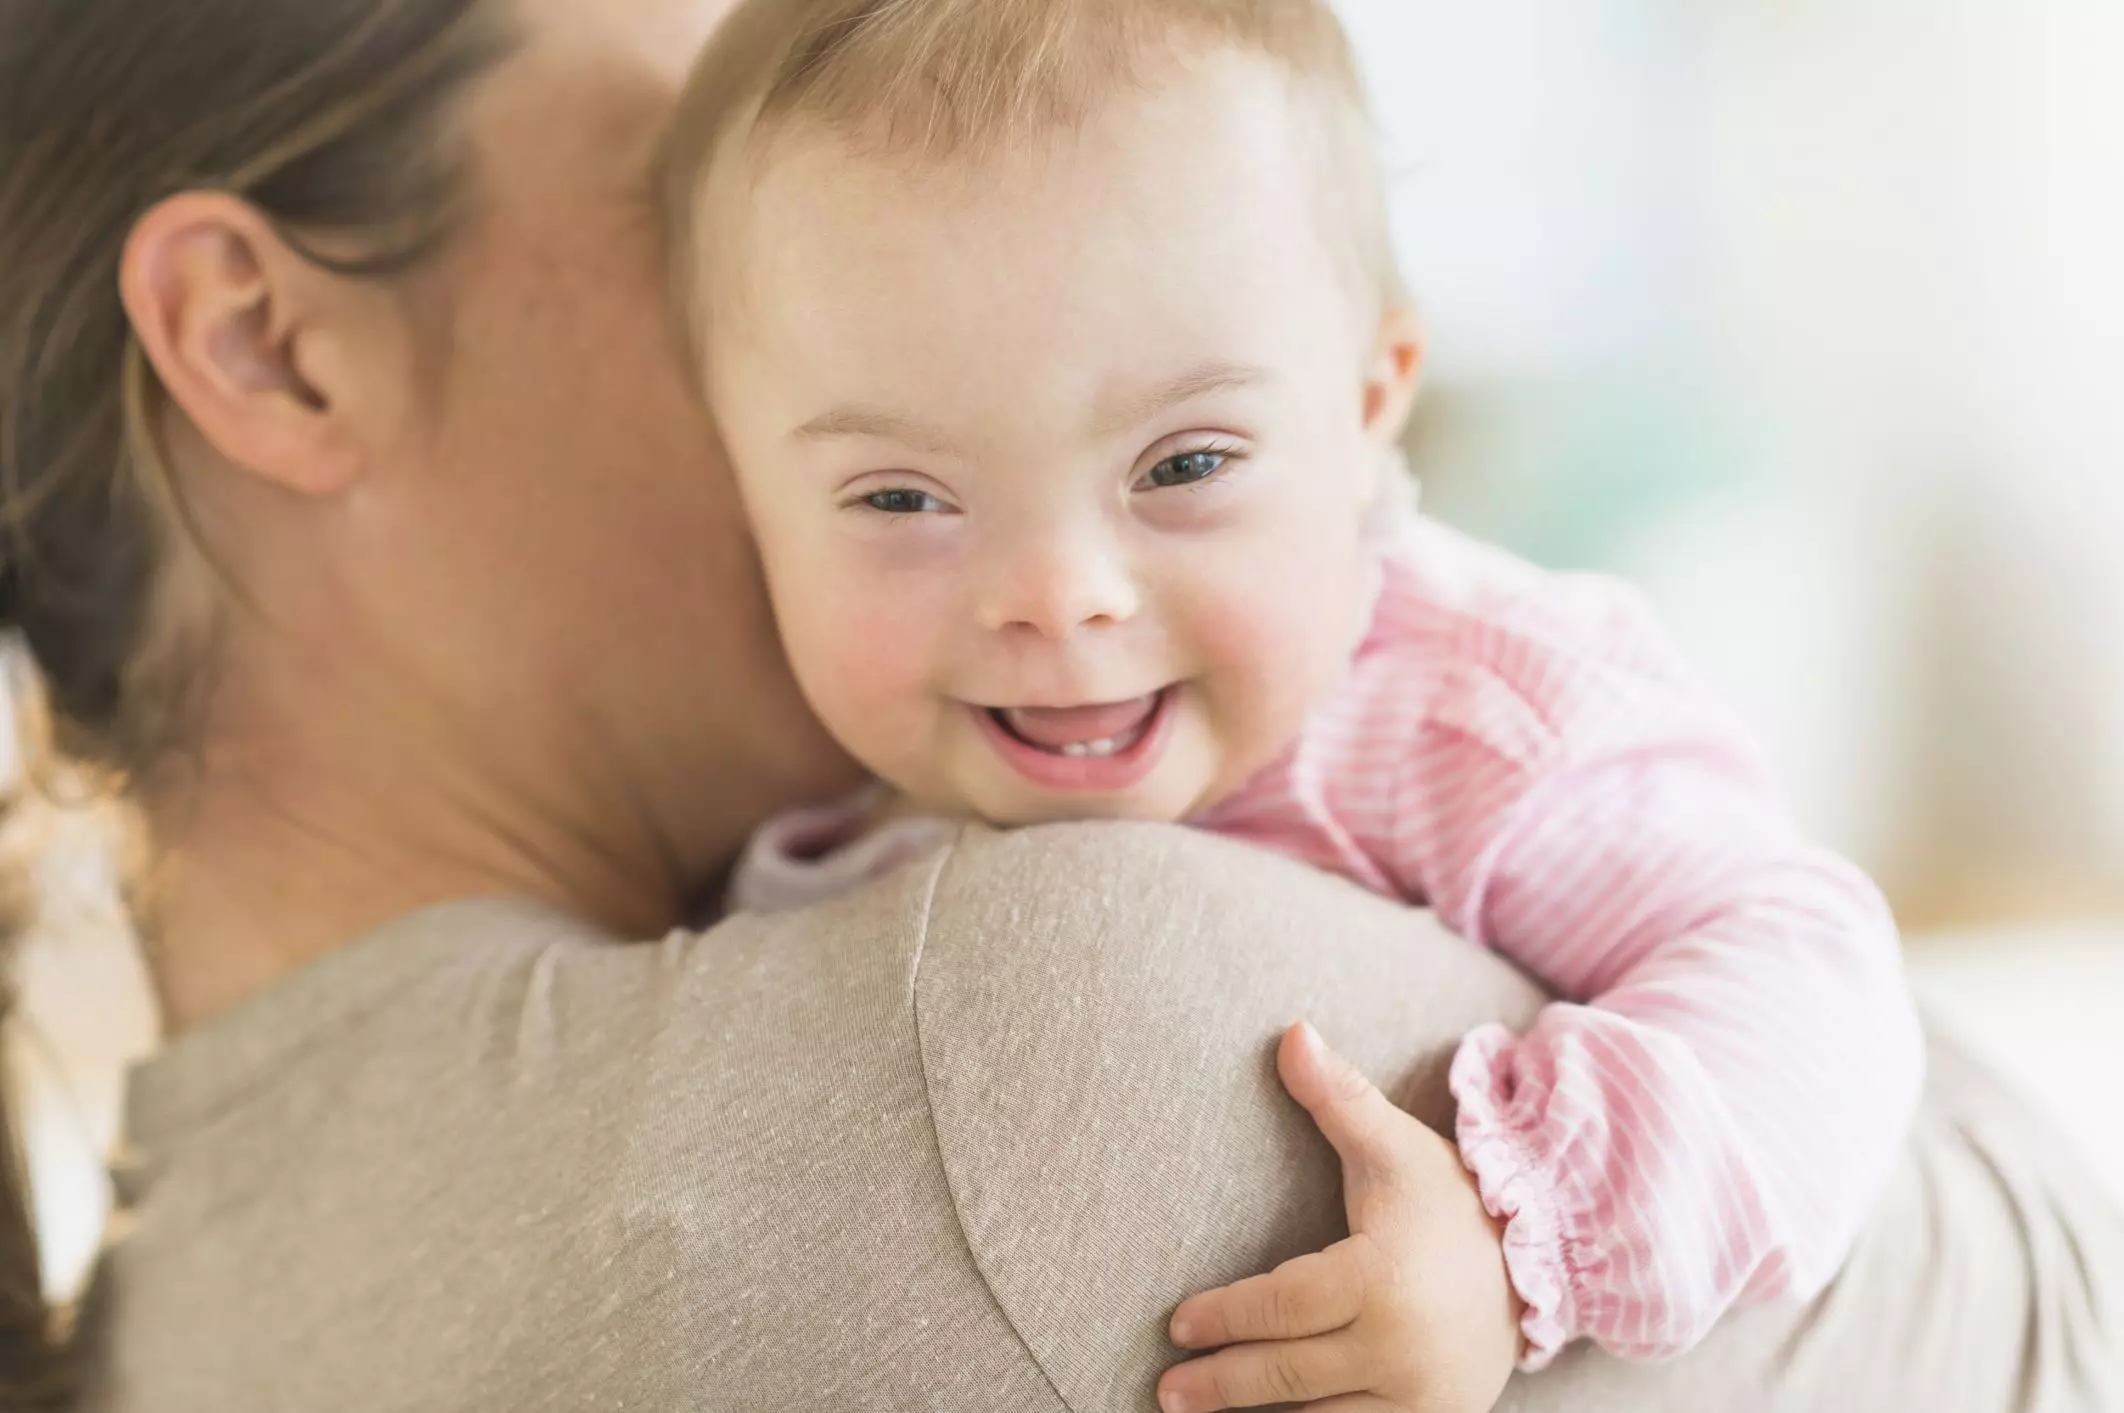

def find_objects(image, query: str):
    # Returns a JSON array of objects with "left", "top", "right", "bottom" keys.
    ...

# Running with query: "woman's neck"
[{"left": 142, "top": 675, "right": 726, "bottom": 1035}]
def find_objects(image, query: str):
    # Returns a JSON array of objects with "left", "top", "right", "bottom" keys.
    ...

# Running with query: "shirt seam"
[{"left": 904, "top": 828, "right": 1078, "bottom": 1412}]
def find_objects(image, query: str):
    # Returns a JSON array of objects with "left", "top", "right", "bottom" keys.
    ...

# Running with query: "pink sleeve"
[
  {"left": 1373, "top": 556, "right": 1924, "bottom": 1368},
  {"left": 726, "top": 794, "right": 958, "bottom": 915}
]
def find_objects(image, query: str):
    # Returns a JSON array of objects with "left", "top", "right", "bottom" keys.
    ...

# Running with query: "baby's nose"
[{"left": 976, "top": 539, "right": 1141, "bottom": 640}]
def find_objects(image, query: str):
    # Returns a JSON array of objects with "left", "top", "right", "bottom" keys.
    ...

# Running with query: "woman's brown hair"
[{"left": 0, "top": 0, "right": 510, "bottom": 1400}]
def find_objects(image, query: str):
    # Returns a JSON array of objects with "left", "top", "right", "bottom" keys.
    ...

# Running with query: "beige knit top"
[{"left": 79, "top": 824, "right": 2124, "bottom": 1411}]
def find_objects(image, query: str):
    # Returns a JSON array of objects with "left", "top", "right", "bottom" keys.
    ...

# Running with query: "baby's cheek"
[
  {"left": 776, "top": 581, "right": 953, "bottom": 780},
  {"left": 1180, "top": 537, "right": 1375, "bottom": 745}
]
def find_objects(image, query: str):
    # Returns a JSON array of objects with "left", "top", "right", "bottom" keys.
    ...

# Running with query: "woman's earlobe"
[{"left": 120, "top": 192, "right": 361, "bottom": 497}]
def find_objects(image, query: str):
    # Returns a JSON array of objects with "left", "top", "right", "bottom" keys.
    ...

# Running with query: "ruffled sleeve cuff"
[{"left": 1450, "top": 1023, "right": 1577, "bottom": 1371}]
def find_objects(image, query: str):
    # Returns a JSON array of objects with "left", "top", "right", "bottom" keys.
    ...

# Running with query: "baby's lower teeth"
[{"left": 1060, "top": 737, "right": 1121, "bottom": 759}]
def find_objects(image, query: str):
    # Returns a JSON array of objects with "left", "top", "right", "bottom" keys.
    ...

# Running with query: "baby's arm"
[{"left": 1373, "top": 529, "right": 1925, "bottom": 1367}]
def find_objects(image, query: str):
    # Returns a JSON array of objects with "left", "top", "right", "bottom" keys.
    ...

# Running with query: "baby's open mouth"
[{"left": 986, "top": 691, "right": 1167, "bottom": 759}]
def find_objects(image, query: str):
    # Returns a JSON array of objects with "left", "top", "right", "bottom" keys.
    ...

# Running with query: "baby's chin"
[{"left": 969, "top": 789, "right": 1202, "bottom": 830}]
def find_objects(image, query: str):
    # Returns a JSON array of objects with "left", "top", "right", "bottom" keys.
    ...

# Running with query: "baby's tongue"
[{"left": 1001, "top": 695, "right": 1158, "bottom": 751}]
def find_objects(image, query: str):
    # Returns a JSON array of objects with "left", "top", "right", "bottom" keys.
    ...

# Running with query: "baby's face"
[{"left": 707, "top": 51, "right": 1412, "bottom": 824}]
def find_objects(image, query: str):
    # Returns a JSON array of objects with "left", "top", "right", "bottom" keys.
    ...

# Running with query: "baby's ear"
[{"left": 1361, "top": 305, "right": 1425, "bottom": 449}]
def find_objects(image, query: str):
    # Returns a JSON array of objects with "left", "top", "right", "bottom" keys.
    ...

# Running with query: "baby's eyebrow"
[
  {"left": 1096, "top": 362, "right": 1273, "bottom": 439},
  {"left": 793, "top": 405, "right": 963, "bottom": 458},
  {"left": 791, "top": 362, "right": 1273, "bottom": 456}
]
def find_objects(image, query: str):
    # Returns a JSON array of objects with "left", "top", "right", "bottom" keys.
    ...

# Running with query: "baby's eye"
[
  {"left": 1140, "top": 449, "right": 1230, "bottom": 491},
  {"left": 862, "top": 489, "right": 948, "bottom": 515}
]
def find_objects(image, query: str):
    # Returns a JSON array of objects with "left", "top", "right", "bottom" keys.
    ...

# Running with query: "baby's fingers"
[
  {"left": 1277, "top": 1023, "right": 1411, "bottom": 1184},
  {"left": 1170, "top": 1242, "right": 1370, "bottom": 1349},
  {"left": 1157, "top": 1333, "right": 1370, "bottom": 1413}
]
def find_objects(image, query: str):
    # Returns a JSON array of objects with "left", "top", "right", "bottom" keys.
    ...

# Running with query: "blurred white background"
[
  {"left": 6, "top": 0, "right": 2124, "bottom": 1303},
  {"left": 1339, "top": 0, "right": 2124, "bottom": 926}
]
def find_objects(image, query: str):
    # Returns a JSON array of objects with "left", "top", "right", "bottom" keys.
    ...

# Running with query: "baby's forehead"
[
  {"left": 738, "top": 119, "right": 1249, "bottom": 296},
  {"left": 663, "top": 0, "right": 1403, "bottom": 383},
  {"left": 705, "top": 150, "right": 1375, "bottom": 456},
  {"left": 696, "top": 49, "right": 1389, "bottom": 345}
]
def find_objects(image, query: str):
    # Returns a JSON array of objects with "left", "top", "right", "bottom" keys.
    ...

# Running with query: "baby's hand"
[{"left": 1158, "top": 1023, "right": 1523, "bottom": 1413}]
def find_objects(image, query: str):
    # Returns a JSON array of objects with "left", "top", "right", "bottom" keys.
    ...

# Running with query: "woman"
[{"left": 0, "top": 0, "right": 2116, "bottom": 1408}]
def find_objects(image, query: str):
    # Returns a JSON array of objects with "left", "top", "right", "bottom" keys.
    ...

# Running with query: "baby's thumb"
[{"left": 1277, "top": 1022, "right": 1406, "bottom": 1180}]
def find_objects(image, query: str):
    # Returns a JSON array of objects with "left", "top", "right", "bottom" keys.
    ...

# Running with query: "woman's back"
[
  {"left": 92, "top": 873, "right": 1062, "bottom": 1410},
  {"left": 84, "top": 825, "right": 2124, "bottom": 1411}
]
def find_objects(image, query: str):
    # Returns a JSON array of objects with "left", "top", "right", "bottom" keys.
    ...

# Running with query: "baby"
[{"left": 667, "top": 1, "right": 1926, "bottom": 1408}]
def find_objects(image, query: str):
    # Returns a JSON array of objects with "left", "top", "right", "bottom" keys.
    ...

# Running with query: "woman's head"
[
  {"left": 1, "top": 0, "right": 850, "bottom": 1386},
  {"left": 1, "top": 0, "right": 506, "bottom": 1387},
  {"left": 1, "top": 0, "right": 847, "bottom": 911},
  {"left": 1, "top": 0, "right": 509, "bottom": 782}
]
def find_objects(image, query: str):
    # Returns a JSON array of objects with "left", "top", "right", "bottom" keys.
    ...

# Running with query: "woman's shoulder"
[
  {"left": 131, "top": 822, "right": 1436, "bottom": 1149},
  {"left": 123, "top": 882, "right": 930, "bottom": 1150},
  {"left": 900, "top": 823, "right": 1545, "bottom": 1409},
  {"left": 99, "top": 828, "right": 1540, "bottom": 1412},
  {"left": 104, "top": 870, "right": 978, "bottom": 1411},
  {"left": 109, "top": 829, "right": 1418, "bottom": 1411}
]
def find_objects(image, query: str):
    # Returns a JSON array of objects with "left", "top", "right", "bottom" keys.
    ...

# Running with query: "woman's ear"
[
  {"left": 120, "top": 192, "right": 380, "bottom": 498},
  {"left": 1361, "top": 305, "right": 1426, "bottom": 450}
]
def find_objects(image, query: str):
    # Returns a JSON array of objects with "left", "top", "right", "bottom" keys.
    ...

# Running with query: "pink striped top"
[{"left": 730, "top": 515, "right": 1927, "bottom": 1368}]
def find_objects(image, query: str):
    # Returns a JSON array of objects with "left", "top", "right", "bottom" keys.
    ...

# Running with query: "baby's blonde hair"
[{"left": 665, "top": 0, "right": 1407, "bottom": 365}]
